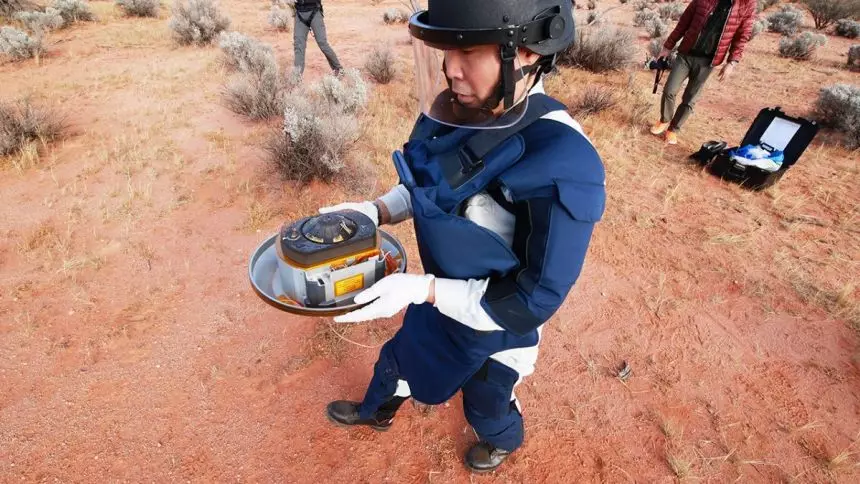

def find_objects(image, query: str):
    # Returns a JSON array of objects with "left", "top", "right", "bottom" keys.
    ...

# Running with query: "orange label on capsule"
[{"left": 335, "top": 273, "right": 364, "bottom": 297}]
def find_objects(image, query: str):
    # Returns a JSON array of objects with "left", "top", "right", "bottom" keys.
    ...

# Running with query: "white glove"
[
  {"left": 333, "top": 273, "right": 435, "bottom": 323},
  {"left": 319, "top": 201, "right": 379, "bottom": 226}
]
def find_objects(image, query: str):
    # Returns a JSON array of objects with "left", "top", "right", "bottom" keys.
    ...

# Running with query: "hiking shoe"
[
  {"left": 665, "top": 130, "right": 678, "bottom": 145},
  {"left": 650, "top": 121, "right": 670, "bottom": 136}
]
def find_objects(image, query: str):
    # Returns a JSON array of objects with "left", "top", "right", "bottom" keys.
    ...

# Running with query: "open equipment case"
[{"left": 698, "top": 107, "right": 819, "bottom": 191}]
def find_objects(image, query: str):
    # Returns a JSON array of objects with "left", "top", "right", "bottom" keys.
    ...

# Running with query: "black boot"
[
  {"left": 465, "top": 441, "right": 512, "bottom": 473},
  {"left": 326, "top": 397, "right": 406, "bottom": 431}
]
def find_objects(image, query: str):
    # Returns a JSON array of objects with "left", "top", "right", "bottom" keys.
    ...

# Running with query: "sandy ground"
[{"left": 1, "top": 0, "right": 859, "bottom": 482}]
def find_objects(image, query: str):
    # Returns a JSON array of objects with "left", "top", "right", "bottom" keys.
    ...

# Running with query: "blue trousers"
[{"left": 359, "top": 343, "right": 525, "bottom": 452}]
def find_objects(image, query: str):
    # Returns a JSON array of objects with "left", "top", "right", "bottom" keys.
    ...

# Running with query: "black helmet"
[
  {"left": 408, "top": 0, "right": 575, "bottom": 128},
  {"left": 411, "top": 0, "right": 575, "bottom": 57}
]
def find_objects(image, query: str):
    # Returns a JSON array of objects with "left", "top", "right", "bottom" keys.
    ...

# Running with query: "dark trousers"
[
  {"left": 293, "top": 9, "right": 342, "bottom": 78},
  {"left": 661, "top": 54, "right": 715, "bottom": 132},
  {"left": 359, "top": 341, "right": 525, "bottom": 452}
]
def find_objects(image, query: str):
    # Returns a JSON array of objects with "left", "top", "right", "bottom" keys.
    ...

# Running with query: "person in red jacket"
[{"left": 650, "top": 0, "right": 757, "bottom": 145}]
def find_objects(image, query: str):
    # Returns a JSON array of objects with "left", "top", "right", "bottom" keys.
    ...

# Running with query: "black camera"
[
  {"left": 649, "top": 56, "right": 672, "bottom": 94},
  {"left": 648, "top": 57, "right": 671, "bottom": 71}
]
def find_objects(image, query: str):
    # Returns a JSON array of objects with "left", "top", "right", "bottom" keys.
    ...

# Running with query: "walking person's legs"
[
  {"left": 652, "top": 54, "right": 692, "bottom": 137},
  {"left": 292, "top": 12, "right": 312, "bottom": 80},
  {"left": 310, "top": 12, "right": 343, "bottom": 74},
  {"left": 668, "top": 57, "right": 715, "bottom": 133},
  {"left": 461, "top": 359, "right": 524, "bottom": 473},
  {"left": 326, "top": 340, "right": 410, "bottom": 430}
]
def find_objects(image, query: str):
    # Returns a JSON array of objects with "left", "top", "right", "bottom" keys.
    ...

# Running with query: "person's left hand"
[
  {"left": 333, "top": 273, "right": 435, "bottom": 323},
  {"left": 719, "top": 62, "right": 736, "bottom": 82}
]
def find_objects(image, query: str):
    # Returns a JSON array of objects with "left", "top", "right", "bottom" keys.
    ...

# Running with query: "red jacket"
[{"left": 664, "top": 0, "right": 757, "bottom": 66}]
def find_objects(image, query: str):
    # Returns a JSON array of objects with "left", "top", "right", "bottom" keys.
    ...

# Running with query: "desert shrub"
[
  {"left": 314, "top": 68, "right": 369, "bottom": 114},
  {"left": 835, "top": 19, "right": 860, "bottom": 38},
  {"left": 14, "top": 8, "right": 63, "bottom": 33},
  {"left": 752, "top": 17, "right": 769, "bottom": 37},
  {"left": 572, "top": 86, "right": 617, "bottom": 116},
  {"left": 634, "top": 7, "right": 658, "bottom": 26},
  {"left": 633, "top": 0, "right": 654, "bottom": 11},
  {"left": 847, "top": 44, "right": 859, "bottom": 68},
  {"left": 1, "top": 0, "right": 39, "bottom": 18},
  {"left": 557, "top": 26, "right": 636, "bottom": 72},
  {"left": 382, "top": 8, "right": 408, "bottom": 24},
  {"left": 801, "top": 0, "right": 860, "bottom": 30},
  {"left": 52, "top": 0, "right": 95, "bottom": 24},
  {"left": 757, "top": 0, "right": 779, "bottom": 12},
  {"left": 115, "top": 0, "right": 159, "bottom": 17},
  {"left": 646, "top": 17, "right": 669, "bottom": 38},
  {"left": 267, "top": 77, "right": 364, "bottom": 183},
  {"left": 218, "top": 31, "right": 275, "bottom": 74},
  {"left": 648, "top": 37, "right": 664, "bottom": 58},
  {"left": 658, "top": 2, "right": 685, "bottom": 21},
  {"left": 778, "top": 31, "right": 826, "bottom": 59},
  {"left": 0, "top": 99, "right": 66, "bottom": 158},
  {"left": 218, "top": 32, "right": 284, "bottom": 119},
  {"left": 768, "top": 5, "right": 804, "bottom": 35},
  {"left": 168, "top": 0, "right": 230, "bottom": 46},
  {"left": 0, "top": 25, "right": 42, "bottom": 60},
  {"left": 364, "top": 44, "right": 396, "bottom": 84},
  {"left": 815, "top": 84, "right": 860, "bottom": 148},
  {"left": 223, "top": 71, "right": 285, "bottom": 120},
  {"left": 268, "top": 5, "right": 291, "bottom": 31}
]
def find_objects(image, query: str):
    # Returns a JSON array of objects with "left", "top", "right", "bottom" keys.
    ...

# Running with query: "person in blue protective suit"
[{"left": 319, "top": 0, "right": 606, "bottom": 473}]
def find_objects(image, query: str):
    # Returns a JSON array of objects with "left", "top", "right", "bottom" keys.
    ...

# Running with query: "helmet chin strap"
[
  {"left": 481, "top": 46, "right": 551, "bottom": 112},
  {"left": 441, "top": 46, "right": 552, "bottom": 115}
]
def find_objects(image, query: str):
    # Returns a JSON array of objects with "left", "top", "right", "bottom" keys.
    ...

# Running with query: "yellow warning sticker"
[{"left": 335, "top": 273, "right": 365, "bottom": 297}]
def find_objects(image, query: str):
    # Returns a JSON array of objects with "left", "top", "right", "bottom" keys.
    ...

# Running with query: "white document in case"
[{"left": 760, "top": 117, "right": 801, "bottom": 151}]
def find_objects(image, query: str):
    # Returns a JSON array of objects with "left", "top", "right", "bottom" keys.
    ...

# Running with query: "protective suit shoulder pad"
[{"left": 499, "top": 119, "right": 606, "bottom": 222}]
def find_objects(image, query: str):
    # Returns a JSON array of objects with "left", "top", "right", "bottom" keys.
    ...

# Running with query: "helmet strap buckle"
[{"left": 500, "top": 44, "right": 518, "bottom": 109}]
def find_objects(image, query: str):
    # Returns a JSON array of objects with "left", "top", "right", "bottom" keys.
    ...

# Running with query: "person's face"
[{"left": 442, "top": 45, "right": 542, "bottom": 111}]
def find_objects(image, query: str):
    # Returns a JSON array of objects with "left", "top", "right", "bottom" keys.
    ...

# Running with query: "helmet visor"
[{"left": 412, "top": 39, "right": 530, "bottom": 130}]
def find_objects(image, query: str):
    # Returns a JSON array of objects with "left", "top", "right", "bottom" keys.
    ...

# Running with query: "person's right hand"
[
  {"left": 319, "top": 201, "right": 379, "bottom": 226},
  {"left": 658, "top": 47, "right": 671, "bottom": 60}
]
